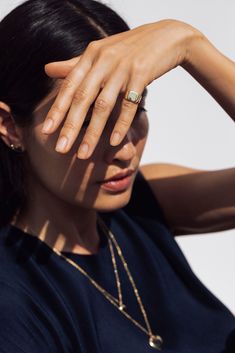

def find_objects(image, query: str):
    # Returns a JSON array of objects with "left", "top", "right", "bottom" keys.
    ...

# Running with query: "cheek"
[
  {"left": 22, "top": 107, "right": 149, "bottom": 207},
  {"left": 131, "top": 113, "right": 149, "bottom": 150},
  {"left": 24, "top": 124, "right": 97, "bottom": 204}
]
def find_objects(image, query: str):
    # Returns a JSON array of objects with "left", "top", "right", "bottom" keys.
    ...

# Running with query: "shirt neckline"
[{"left": 7, "top": 215, "right": 109, "bottom": 260}]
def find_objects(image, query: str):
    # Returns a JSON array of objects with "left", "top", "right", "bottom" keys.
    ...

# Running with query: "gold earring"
[{"left": 10, "top": 143, "right": 24, "bottom": 153}]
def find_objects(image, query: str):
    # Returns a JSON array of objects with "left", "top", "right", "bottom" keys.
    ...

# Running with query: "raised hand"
[{"left": 43, "top": 19, "right": 199, "bottom": 159}]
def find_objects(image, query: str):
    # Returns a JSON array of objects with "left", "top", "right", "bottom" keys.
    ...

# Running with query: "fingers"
[
  {"left": 45, "top": 57, "right": 81, "bottom": 78},
  {"left": 110, "top": 77, "right": 145, "bottom": 146},
  {"left": 54, "top": 60, "right": 125, "bottom": 157},
  {"left": 41, "top": 36, "right": 147, "bottom": 160},
  {"left": 42, "top": 54, "right": 93, "bottom": 135},
  {"left": 54, "top": 65, "right": 108, "bottom": 154},
  {"left": 67, "top": 74, "right": 144, "bottom": 160},
  {"left": 42, "top": 41, "right": 100, "bottom": 135},
  {"left": 76, "top": 70, "right": 127, "bottom": 159},
  {"left": 44, "top": 60, "right": 146, "bottom": 160}
]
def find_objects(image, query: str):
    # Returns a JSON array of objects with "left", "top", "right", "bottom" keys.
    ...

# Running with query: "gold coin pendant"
[{"left": 149, "top": 335, "right": 163, "bottom": 350}]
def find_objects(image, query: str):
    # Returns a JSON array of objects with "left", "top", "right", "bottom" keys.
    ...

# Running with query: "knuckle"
[
  {"left": 117, "top": 117, "right": 130, "bottom": 128},
  {"left": 73, "top": 87, "right": 89, "bottom": 104},
  {"left": 93, "top": 98, "right": 111, "bottom": 113},
  {"left": 87, "top": 40, "right": 99, "bottom": 52},
  {"left": 63, "top": 121, "right": 77, "bottom": 132},
  {"left": 85, "top": 127, "right": 100, "bottom": 139},
  {"left": 122, "top": 99, "right": 136, "bottom": 111},
  {"left": 118, "top": 60, "right": 128, "bottom": 71},
  {"left": 100, "top": 46, "right": 116, "bottom": 58},
  {"left": 50, "top": 105, "right": 64, "bottom": 116},
  {"left": 132, "top": 60, "right": 146, "bottom": 74},
  {"left": 63, "top": 77, "right": 75, "bottom": 90}
]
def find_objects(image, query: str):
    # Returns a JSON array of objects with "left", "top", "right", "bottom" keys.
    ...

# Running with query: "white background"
[{"left": 1, "top": 0, "right": 234, "bottom": 312}]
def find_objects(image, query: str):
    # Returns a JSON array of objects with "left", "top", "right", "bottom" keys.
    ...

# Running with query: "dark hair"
[{"left": 0, "top": 0, "right": 130, "bottom": 227}]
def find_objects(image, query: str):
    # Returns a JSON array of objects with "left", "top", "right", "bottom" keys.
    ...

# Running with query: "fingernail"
[
  {"left": 56, "top": 136, "right": 68, "bottom": 152},
  {"left": 111, "top": 132, "right": 121, "bottom": 146},
  {"left": 42, "top": 118, "right": 53, "bottom": 133},
  {"left": 77, "top": 143, "right": 89, "bottom": 159}
]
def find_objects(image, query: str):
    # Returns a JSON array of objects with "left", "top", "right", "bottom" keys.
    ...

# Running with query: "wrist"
[
  {"left": 156, "top": 19, "right": 204, "bottom": 68},
  {"left": 180, "top": 23, "right": 206, "bottom": 68}
]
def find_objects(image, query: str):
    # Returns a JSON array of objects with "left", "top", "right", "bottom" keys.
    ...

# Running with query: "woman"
[{"left": 0, "top": 0, "right": 234, "bottom": 352}]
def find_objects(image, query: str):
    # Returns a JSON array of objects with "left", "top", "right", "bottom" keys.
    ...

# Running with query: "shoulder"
[
  {"left": 0, "top": 280, "right": 40, "bottom": 323},
  {"left": 0, "top": 280, "right": 61, "bottom": 353},
  {"left": 0, "top": 280, "right": 35, "bottom": 337},
  {"left": 0, "top": 280, "right": 24, "bottom": 309}
]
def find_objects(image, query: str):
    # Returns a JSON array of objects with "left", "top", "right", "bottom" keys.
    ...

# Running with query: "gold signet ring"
[{"left": 124, "top": 90, "right": 142, "bottom": 104}]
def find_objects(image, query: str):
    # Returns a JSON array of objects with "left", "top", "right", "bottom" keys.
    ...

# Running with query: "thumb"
[{"left": 44, "top": 56, "right": 81, "bottom": 78}]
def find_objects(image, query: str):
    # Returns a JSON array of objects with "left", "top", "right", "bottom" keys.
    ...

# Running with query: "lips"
[{"left": 99, "top": 169, "right": 135, "bottom": 183}]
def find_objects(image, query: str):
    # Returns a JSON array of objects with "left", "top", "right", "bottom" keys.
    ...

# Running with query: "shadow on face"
[{"left": 21, "top": 85, "right": 149, "bottom": 214}]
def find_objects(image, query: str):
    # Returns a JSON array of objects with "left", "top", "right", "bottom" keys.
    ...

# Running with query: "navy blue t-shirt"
[{"left": 0, "top": 170, "right": 234, "bottom": 353}]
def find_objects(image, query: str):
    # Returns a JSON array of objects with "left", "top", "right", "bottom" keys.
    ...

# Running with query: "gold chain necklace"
[{"left": 51, "top": 216, "right": 163, "bottom": 350}]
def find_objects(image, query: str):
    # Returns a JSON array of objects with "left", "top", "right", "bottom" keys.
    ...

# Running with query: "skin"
[
  {"left": 41, "top": 19, "right": 235, "bottom": 237},
  {"left": 0, "top": 19, "right": 234, "bottom": 254},
  {"left": 0, "top": 84, "right": 149, "bottom": 254},
  {"left": 42, "top": 20, "right": 197, "bottom": 158},
  {"left": 1, "top": 19, "right": 193, "bottom": 254}
]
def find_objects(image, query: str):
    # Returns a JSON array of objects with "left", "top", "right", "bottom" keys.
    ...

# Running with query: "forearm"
[
  {"left": 145, "top": 163, "right": 235, "bottom": 236},
  {"left": 174, "top": 167, "right": 235, "bottom": 235},
  {"left": 181, "top": 31, "right": 235, "bottom": 122}
]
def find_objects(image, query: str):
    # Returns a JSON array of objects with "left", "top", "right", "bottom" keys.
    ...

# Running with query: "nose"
[{"left": 104, "top": 132, "right": 137, "bottom": 165}]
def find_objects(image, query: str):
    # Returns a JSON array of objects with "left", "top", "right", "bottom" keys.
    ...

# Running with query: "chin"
[{"left": 95, "top": 187, "right": 133, "bottom": 212}]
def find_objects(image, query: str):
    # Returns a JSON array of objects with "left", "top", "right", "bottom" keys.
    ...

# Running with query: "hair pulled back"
[{"left": 0, "top": 0, "right": 130, "bottom": 227}]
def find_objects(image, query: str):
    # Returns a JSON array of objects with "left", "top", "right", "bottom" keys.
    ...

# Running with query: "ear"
[{"left": 0, "top": 102, "right": 25, "bottom": 150}]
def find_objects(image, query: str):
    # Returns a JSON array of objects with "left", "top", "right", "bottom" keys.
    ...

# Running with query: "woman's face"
[{"left": 22, "top": 84, "right": 149, "bottom": 212}]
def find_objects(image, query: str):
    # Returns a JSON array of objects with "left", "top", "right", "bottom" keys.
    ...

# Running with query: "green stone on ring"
[{"left": 126, "top": 90, "right": 142, "bottom": 104}]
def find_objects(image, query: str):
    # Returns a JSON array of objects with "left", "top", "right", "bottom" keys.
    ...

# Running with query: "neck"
[{"left": 11, "top": 180, "right": 101, "bottom": 255}]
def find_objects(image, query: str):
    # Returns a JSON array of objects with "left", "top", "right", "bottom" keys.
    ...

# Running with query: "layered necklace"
[{"left": 52, "top": 215, "right": 163, "bottom": 350}]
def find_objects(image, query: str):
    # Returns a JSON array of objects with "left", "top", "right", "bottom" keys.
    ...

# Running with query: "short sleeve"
[
  {"left": 0, "top": 281, "right": 64, "bottom": 353},
  {"left": 123, "top": 170, "right": 169, "bottom": 226}
]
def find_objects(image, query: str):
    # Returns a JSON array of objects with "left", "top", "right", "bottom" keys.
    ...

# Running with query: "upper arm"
[{"left": 139, "top": 163, "right": 235, "bottom": 236}]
